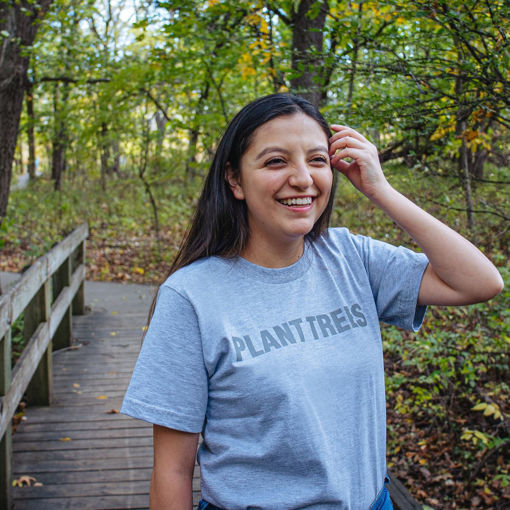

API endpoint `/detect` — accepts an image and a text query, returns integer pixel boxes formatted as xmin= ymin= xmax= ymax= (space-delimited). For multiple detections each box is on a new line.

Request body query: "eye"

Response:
xmin=265 ymin=157 xmax=286 ymax=167
xmin=311 ymin=155 xmax=328 ymax=165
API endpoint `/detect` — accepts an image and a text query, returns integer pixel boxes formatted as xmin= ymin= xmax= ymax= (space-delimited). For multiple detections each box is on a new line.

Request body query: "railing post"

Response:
xmin=25 ymin=280 xmax=53 ymax=406
xmin=53 ymin=258 xmax=72 ymax=351
xmin=72 ymin=240 xmax=86 ymax=316
xmin=0 ymin=327 xmax=12 ymax=509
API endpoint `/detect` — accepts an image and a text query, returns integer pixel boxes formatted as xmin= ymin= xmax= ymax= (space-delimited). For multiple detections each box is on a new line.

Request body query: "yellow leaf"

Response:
xmin=96 ymin=395 xmax=108 ymax=400
xmin=472 ymin=403 xmax=487 ymax=412
xmin=133 ymin=267 xmax=145 ymax=275
xmin=111 ymin=311 xmax=118 ymax=315
xmin=110 ymin=331 xmax=117 ymax=336
xmin=73 ymin=383 xmax=80 ymax=388
xmin=59 ymin=437 xmax=72 ymax=442
xmin=483 ymin=404 xmax=495 ymax=417
xmin=12 ymin=475 xmax=36 ymax=487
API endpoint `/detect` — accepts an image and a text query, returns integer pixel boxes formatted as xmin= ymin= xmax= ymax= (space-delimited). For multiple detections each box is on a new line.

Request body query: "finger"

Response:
xmin=331 ymin=158 xmax=352 ymax=173
xmin=330 ymin=132 xmax=369 ymax=150
xmin=329 ymin=135 xmax=367 ymax=154
xmin=330 ymin=126 xmax=369 ymax=145
xmin=330 ymin=147 xmax=365 ymax=165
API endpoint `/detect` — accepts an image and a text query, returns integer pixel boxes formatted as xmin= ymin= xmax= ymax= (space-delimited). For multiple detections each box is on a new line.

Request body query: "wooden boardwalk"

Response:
xmin=10 ymin=281 xmax=201 ymax=510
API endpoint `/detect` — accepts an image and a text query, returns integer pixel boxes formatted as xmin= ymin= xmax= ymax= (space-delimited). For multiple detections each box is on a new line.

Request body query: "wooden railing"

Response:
xmin=0 ymin=223 xmax=88 ymax=509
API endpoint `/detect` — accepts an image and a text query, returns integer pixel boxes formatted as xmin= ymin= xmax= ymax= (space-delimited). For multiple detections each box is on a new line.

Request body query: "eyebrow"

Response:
xmin=255 ymin=145 xmax=329 ymax=160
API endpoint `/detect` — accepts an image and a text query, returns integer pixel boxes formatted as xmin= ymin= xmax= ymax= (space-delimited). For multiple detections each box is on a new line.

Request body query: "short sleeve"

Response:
xmin=121 ymin=285 xmax=208 ymax=432
xmin=351 ymin=234 xmax=429 ymax=331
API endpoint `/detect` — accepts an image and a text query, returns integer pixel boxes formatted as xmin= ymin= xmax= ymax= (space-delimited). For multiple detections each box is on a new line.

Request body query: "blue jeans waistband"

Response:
xmin=198 ymin=475 xmax=393 ymax=510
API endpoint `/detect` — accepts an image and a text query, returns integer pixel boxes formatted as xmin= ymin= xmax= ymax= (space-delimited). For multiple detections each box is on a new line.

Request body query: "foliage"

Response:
xmin=383 ymin=263 xmax=509 ymax=507
xmin=2 ymin=0 xmax=509 ymax=507
xmin=11 ymin=313 xmax=26 ymax=367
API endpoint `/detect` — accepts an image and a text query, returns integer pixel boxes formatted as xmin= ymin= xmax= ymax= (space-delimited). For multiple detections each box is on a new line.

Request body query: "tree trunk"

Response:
xmin=346 ymin=1 xmax=363 ymax=117
xmin=26 ymin=83 xmax=36 ymax=180
xmin=185 ymin=82 xmax=210 ymax=179
xmin=471 ymin=148 xmax=488 ymax=180
xmin=51 ymin=82 xmax=69 ymax=191
xmin=0 ymin=0 xmax=53 ymax=224
xmin=290 ymin=0 xmax=328 ymax=107
xmin=454 ymin=43 xmax=474 ymax=230
xmin=100 ymin=121 xmax=110 ymax=185
xmin=112 ymin=138 xmax=121 ymax=177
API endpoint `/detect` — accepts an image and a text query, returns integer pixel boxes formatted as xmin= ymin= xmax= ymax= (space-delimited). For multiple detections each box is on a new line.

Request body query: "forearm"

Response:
xmin=150 ymin=468 xmax=193 ymax=510
xmin=373 ymin=185 xmax=503 ymax=305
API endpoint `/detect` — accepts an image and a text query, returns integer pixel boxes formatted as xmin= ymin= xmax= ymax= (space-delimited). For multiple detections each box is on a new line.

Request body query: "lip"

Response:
xmin=276 ymin=195 xmax=316 ymax=202
xmin=276 ymin=195 xmax=316 ymax=211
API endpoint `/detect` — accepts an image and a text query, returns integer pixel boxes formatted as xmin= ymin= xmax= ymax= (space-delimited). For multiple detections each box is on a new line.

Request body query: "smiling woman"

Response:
xmin=120 ymin=93 xmax=503 ymax=510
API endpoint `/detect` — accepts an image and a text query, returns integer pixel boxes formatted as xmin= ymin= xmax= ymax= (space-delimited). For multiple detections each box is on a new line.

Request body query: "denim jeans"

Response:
xmin=198 ymin=476 xmax=394 ymax=510
xmin=369 ymin=474 xmax=393 ymax=510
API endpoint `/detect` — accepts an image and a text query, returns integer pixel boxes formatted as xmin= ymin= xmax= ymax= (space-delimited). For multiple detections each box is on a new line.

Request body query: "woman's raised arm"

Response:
xmin=329 ymin=125 xmax=504 ymax=306
xmin=150 ymin=424 xmax=199 ymax=510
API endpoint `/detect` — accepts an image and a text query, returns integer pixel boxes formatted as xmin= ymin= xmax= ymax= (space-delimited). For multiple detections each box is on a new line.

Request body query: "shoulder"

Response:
xmin=312 ymin=227 xmax=367 ymax=256
xmin=161 ymin=256 xmax=233 ymax=296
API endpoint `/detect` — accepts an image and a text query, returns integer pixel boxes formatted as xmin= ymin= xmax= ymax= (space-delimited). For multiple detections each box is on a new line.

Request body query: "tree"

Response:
xmin=0 ymin=0 xmax=53 ymax=224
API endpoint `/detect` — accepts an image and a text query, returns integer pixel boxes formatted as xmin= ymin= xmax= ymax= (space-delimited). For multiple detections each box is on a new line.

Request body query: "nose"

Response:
xmin=288 ymin=162 xmax=313 ymax=189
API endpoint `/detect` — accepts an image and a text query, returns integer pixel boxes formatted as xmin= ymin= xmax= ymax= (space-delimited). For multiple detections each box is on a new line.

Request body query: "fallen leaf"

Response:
xmin=73 ymin=383 xmax=80 ymax=388
xmin=106 ymin=409 xmax=120 ymax=414
xmin=96 ymin=395 xmax=108 ymax=400
xmin=110 ymin=331 xmax=117 ymax=336
xmin=12 ymin=475 xmax=36 ymax=487
xmin=59 ymin=437 xmax=72 ymax=442
xmin=111 ymin=311 xmax=118 ymax=315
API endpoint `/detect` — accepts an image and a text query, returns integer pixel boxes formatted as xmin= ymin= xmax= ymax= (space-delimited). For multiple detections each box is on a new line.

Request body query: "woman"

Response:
xmin=121 ymin=94 xmax=503 ymax=509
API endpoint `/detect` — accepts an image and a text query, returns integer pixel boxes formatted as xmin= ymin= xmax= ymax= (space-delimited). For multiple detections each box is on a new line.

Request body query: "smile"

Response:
xmin=278 ymin=197 xmax=313 ymax=206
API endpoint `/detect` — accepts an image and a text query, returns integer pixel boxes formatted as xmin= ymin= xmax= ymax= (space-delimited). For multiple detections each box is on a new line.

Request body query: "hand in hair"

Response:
xmin=329 ymin=125 xmax=389 ymax=201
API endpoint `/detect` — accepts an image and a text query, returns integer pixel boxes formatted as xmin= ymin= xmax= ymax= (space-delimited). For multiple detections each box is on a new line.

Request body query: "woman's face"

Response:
xmin=228 ymin=113 xmax=333 ymax=252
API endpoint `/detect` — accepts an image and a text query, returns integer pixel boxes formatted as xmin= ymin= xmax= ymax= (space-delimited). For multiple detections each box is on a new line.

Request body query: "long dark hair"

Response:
xmin=172 ymin=93 xmax=335 ymax=271
xmin=147 ymin=93 xmax=337 ymax=321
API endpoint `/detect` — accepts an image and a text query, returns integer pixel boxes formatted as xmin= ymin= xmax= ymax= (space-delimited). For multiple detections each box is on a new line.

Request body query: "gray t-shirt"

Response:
xmin=121 ymin=228 xmax=428 ymax=509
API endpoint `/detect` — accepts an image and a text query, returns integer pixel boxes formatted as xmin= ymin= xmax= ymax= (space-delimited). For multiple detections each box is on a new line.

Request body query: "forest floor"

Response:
xmin=1 ymin=168 xmax=509 ymax=509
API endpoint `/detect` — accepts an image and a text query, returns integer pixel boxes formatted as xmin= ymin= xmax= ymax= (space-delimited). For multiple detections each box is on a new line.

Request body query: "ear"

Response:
xmin=225 ymin=163 xmax=245 ymax=200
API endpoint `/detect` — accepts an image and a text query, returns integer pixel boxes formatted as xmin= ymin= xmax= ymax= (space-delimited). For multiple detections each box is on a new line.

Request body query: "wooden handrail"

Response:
xmin=0 ymin=222 xmax=88 ymax=509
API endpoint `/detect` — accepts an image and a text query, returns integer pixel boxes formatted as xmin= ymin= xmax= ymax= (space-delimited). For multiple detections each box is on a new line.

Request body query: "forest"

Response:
xmin=0 ymin=0 xmax=509 ymax=507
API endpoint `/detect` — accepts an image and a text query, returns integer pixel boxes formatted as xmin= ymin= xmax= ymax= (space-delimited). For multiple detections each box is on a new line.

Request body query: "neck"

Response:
xmin=240 ymin=236 xmax=305 ymax=268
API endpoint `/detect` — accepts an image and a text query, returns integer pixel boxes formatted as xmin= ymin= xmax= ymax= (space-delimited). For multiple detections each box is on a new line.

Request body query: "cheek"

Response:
xmin=318 ymin=168 xmax=334 ymax=194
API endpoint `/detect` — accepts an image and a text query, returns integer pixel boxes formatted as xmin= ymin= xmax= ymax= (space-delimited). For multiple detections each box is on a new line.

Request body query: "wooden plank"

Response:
xmin=12 ymin=467 xmax=153 ymax=485
xmin=13 ymin=435 xmax=153 ymax=452
xmin=15 ymin=406 xmax=137 ymax=422
xmin=14 ymin=454 xmax=154 ymax=474
xmin=15 ymin=420 xmax=149 ymax=434
xmin=12 ymin=494 xmax=149 ymax=510
xmin=388 ymin=472 xmax=423 ymax=510
xmin=13 ymin=426 xmax=151 ymax=442
xmin=0 ymin=428 xmax=12 ymax=510
xmin=71 ymin=241 xmax=86 ymax=315
xmin=13 ymin=479 xmax=151 ymax=499
xmin=14 ymin=445 xmax=153 ymax=462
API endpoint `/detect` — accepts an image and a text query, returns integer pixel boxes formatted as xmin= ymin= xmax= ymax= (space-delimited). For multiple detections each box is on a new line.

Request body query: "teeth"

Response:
xmin=280 ymin=197 xmax=313 ymax=206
